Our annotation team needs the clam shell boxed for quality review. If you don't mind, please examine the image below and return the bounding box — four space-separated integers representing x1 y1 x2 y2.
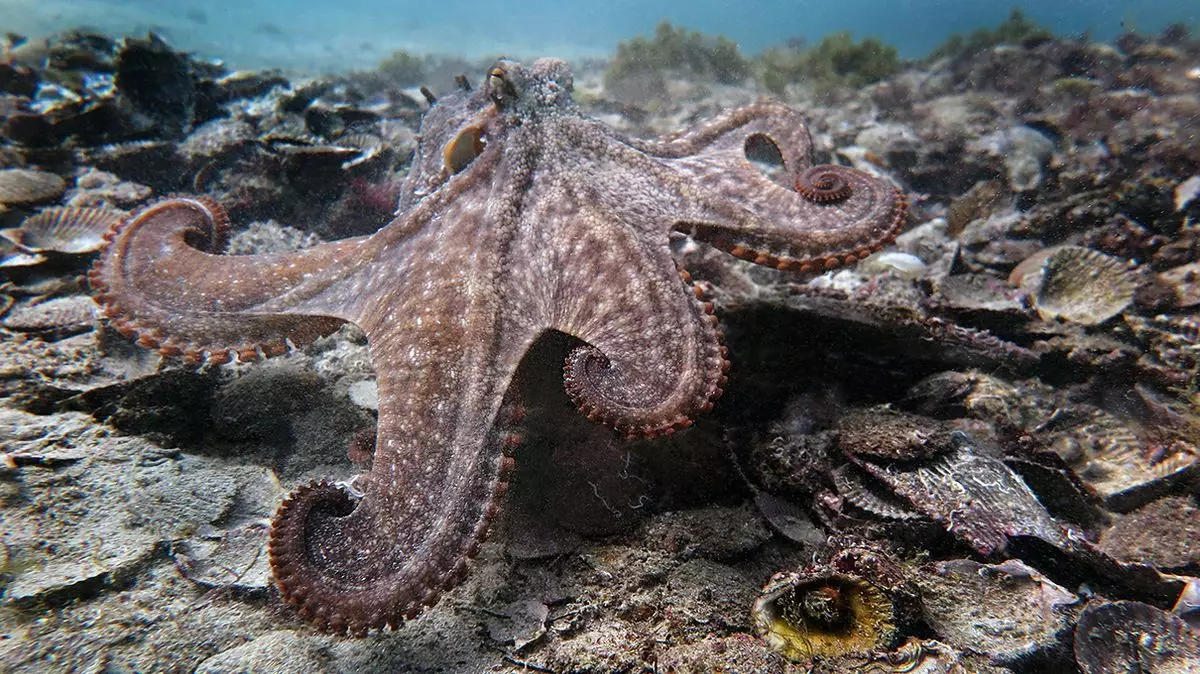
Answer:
1074 600 1199 674
0 168 66 205
2 207 125 254
1030 246 1138 325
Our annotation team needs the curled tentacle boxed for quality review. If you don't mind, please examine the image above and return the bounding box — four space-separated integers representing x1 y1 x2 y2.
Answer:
795 165 854 203
269 450 516 635
88 196 370 364
561 284 729 439
617 102 910 274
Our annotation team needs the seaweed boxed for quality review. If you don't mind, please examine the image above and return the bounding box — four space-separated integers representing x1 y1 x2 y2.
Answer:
604 20 750 90
376 48 426 86
756 32 901 97
926 7 1054 62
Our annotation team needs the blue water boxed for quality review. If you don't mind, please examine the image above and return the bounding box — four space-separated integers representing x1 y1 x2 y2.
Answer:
5 0 1197 72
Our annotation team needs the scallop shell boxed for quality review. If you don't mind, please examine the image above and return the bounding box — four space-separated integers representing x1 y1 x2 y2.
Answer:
0 168 66 205
335 133 384 169
917 559 1079 666
831 465 922 521
1073 600 1199 674
1 207 125 254
1029 246 1138 325
1043 407 1199 511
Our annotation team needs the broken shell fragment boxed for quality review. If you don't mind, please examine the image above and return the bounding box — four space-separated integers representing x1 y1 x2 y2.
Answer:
2 206 125 254
1074 600 1200 674
0 236 46 267
1029 246 1138 325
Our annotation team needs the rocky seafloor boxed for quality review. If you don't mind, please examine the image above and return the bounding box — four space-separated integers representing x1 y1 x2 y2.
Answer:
0 26 1199 674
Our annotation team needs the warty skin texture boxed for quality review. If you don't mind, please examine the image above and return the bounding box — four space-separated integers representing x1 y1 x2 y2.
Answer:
88 57 907 635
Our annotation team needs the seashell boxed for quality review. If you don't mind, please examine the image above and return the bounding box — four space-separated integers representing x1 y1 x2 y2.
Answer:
2 206 125 254
115 34 196 137
1029 246 1138 325
754 553 905 661
936 273 1027 318
1159 262 1200 309
1098 496 1200 570
335 133 384 169
0 168 66 205
1042 406 1199 511
86 140 183 187
850 431 1065 555
831 465 923 521
917 559 1078 666
2 295 98 332
836 407 954 461
1073 600 1200 674
0 236 46 267
861 639 1001 674
1176 175 1200 211
857 251 926 280
947 179 1010 237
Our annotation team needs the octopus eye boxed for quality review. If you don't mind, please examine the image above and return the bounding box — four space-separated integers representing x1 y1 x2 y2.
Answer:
487 66 506 89
443 123 486 174
487 66 516 105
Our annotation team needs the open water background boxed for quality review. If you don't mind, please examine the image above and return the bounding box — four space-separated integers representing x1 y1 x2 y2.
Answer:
1 0 1195 73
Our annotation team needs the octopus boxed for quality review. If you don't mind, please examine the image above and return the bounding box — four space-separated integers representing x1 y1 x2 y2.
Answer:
87 58 907 635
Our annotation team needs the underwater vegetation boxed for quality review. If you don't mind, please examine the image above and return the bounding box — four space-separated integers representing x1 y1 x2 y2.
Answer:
603 20 750 92
375 48 427 87
926 7 1054 63
757 31 902 96
604 20 902 101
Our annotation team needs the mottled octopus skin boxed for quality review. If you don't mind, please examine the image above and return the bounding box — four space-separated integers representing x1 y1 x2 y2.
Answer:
88 58 907 635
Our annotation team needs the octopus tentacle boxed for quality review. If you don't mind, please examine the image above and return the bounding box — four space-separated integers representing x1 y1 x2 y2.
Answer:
88 196 374 364
536 200 728 438
630 103 907 273
267 135 536 634
795 166 854 203
267 323 531 634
